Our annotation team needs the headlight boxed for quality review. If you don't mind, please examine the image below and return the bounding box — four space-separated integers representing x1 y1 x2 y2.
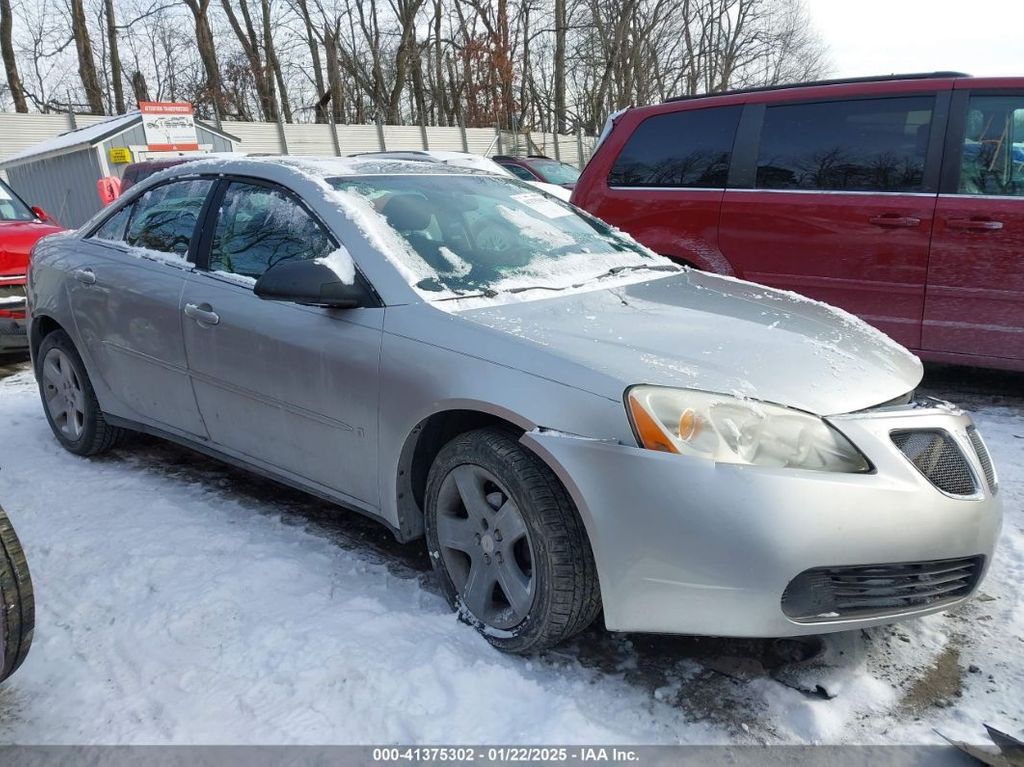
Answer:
626 386 870 473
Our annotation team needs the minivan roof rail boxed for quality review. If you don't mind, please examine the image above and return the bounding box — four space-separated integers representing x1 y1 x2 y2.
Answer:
663 72 971 104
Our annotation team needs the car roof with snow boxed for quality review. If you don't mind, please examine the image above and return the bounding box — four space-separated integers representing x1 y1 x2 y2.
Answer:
162 155 494 181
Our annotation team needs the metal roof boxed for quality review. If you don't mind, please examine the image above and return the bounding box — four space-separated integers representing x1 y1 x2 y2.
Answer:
0 111 240 169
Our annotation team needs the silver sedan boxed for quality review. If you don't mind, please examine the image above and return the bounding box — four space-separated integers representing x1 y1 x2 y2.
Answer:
27 157 1002 652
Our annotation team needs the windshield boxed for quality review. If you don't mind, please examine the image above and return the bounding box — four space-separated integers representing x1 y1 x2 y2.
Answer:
327 174 673 299
0 180 36 222
530 160 581 185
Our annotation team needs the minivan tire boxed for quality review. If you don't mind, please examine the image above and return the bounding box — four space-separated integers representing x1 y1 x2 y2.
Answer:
36 330 125 456
424 427 601 653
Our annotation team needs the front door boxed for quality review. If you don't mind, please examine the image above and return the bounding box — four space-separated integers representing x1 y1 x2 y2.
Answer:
719 94 945 350
67 178 213 436
180 178 384 508
923 91 1024 363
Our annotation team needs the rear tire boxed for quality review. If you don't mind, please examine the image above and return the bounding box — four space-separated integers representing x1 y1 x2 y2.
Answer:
35 330 125 456
425 427 601 653
0 506 34 682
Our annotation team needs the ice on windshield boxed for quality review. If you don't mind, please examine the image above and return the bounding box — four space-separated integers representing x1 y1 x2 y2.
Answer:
324 174 673 300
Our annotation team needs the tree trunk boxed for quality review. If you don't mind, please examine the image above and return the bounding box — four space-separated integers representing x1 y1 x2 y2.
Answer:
130 70 150 104
261 0 291 122
294 0 326 122
184 0 225 119
220 0 277 120
323 24 344 124
0 0 26 112
71 0 104 114
553 0 566 132
103 0 125 112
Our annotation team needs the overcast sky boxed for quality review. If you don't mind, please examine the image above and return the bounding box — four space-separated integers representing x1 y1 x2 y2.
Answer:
804 0 1021 79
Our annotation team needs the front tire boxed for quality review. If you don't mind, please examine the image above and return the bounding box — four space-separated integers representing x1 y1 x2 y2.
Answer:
36 330 125 456
425 427 601 653
0 505 34 682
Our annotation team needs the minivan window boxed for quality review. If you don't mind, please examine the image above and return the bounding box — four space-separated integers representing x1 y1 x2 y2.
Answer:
756 97 935 193
608 106 741 188
958 95 1024 197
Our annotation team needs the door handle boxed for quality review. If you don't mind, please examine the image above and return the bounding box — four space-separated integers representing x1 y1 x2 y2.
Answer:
947 218 1004 231
184 302 220 326
73 268 96 285
868 215 921 228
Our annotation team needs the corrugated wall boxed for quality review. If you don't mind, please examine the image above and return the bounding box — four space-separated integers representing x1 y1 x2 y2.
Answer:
0 113 596 166
6 148 104 228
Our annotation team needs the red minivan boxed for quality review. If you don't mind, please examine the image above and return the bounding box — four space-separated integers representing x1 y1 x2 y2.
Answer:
573 72 1024 372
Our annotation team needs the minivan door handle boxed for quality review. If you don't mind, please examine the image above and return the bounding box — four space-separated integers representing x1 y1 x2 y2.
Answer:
947 218 1004 232
868 215 921 228
183 302 220 326
73 268 96 285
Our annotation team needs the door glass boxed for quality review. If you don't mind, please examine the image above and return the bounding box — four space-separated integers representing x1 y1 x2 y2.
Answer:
125 179 213 256
608 106 741 188
959 95 1024 196
756 97 935 192
91 204 132 242
209 182 334 279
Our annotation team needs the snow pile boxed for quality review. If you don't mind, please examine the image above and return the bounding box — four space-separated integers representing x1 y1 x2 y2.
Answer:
315 246 356 284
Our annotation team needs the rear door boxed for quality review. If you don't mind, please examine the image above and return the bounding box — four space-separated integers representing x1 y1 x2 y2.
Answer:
180 178 384 508
719 93 947 349
576 104 742 269
69 178 213 436
923 88 1024 364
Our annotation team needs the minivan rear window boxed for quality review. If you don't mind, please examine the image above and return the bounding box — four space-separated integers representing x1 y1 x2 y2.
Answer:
608 106 741 188
756 96 935 193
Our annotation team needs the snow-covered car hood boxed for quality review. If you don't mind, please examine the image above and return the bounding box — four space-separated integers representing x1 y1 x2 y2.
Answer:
458 270 923 416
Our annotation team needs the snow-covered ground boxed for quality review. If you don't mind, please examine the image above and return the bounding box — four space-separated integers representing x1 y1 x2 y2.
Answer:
0 359 1020 745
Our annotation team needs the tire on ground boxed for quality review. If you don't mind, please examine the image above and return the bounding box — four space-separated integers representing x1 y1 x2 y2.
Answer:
0 505 34 683
35 329 126 456
425 427 601 653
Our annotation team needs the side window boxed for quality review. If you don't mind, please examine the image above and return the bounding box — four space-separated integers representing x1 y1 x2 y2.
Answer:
608 106 741 188
958 95 1024 197
91 204 132 242
209 182 334 279
125 179 213 256
756 96 934 193
503 164 537 181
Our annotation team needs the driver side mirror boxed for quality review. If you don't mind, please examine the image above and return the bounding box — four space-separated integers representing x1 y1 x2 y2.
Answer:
32 206 54 224
254 259 370 309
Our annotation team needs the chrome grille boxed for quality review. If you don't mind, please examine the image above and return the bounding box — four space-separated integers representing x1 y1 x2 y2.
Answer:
967 426 997 494
782 556 983 622
891 429 976 496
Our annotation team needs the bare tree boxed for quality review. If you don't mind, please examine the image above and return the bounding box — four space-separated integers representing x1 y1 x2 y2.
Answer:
70 0 104 113
0 0 27 111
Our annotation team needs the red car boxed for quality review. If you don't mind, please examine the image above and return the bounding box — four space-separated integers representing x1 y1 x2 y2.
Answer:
573 72 1024 372
0 179 61 352
493 155 582 189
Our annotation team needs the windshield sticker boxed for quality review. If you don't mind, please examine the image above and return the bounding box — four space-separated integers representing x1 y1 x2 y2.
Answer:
511 192 572 219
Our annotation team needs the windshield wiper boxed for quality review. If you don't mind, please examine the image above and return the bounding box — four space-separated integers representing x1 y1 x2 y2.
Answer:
432 288 499 302
582 263 681 283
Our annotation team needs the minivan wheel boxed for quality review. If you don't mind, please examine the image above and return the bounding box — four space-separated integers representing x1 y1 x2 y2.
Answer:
424 427 601 653
0 505 34 683
36 330 125 456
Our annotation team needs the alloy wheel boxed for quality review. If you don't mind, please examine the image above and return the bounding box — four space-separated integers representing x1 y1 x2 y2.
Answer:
435 464 535 630
41 348 86 441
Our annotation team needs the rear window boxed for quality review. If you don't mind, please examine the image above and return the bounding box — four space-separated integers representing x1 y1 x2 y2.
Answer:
756 96 935 193
608 106 741 188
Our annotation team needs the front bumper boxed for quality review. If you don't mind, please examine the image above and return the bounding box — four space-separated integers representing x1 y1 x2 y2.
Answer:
0 282 28 352
522 404 1002 637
